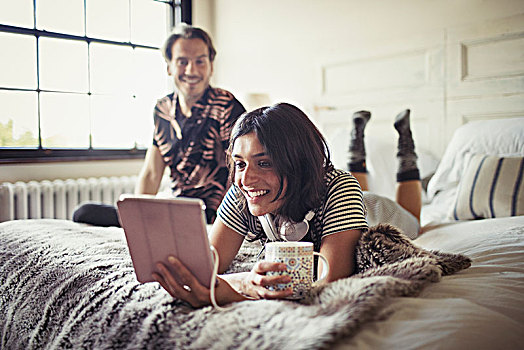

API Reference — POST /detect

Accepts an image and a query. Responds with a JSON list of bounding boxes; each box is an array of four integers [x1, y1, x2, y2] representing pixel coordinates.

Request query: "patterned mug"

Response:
[[265, 241, 330, 299]]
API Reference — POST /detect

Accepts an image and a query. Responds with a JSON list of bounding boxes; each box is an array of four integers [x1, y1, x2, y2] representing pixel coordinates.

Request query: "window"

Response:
[[0, 0, 186, 163]]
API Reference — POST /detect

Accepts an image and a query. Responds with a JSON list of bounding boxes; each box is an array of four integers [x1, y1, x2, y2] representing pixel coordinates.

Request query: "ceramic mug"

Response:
[[265, 241, 330, 299]]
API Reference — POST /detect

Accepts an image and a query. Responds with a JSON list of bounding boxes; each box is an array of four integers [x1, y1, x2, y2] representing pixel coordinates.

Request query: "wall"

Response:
[[0, 159, 144, 183], [3, 0, 523, 184], [195, 0, 524, 163]]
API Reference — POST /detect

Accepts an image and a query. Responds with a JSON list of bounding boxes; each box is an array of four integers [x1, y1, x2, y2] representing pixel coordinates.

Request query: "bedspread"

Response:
[[1, 220, 470, 349]]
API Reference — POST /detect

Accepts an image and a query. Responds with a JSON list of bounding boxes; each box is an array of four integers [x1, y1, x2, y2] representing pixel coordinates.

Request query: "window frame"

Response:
[[0, 0, 191, 164]]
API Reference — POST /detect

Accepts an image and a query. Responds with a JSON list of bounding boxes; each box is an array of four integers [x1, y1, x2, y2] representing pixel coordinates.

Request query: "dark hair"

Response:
[[227, 102, 333, 222], [162, 23, 217, 62]]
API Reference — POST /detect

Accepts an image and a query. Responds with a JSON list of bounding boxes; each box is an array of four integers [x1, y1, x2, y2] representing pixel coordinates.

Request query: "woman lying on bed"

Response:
[[153, 102, 423, 307]]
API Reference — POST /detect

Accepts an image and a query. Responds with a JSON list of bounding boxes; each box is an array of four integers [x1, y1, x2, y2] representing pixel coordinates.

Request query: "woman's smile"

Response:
[[244, 189, 270, 199]]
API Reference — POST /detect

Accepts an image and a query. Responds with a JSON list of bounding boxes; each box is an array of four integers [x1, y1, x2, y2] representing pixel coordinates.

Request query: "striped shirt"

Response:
[[362, 192, 419, 239], [217, 168, 368, 251], [153, 87, 245, 213]]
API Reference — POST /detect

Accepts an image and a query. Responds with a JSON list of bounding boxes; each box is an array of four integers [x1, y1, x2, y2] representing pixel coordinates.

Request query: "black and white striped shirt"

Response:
[[217, 169, 368, 251]]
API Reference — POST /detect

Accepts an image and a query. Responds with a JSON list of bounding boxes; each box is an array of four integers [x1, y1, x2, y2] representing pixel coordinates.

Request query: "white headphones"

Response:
[[258, 210, 315, 242]]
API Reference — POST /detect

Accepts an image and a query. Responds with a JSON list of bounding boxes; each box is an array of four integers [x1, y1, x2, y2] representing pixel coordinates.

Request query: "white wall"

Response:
[[4, 0, 523, 184], [1, 159, 144, 183], [206, 0, 524, 101], [195, 0, 524, 162]]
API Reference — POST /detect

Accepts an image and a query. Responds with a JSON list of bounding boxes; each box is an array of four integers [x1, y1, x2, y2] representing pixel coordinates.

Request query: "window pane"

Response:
[[133, 96, 156, 148], [133, 47, 170, 99], [86, 0, 129, 42], [91, 95, 152, 148], [39, 37, 88, 92], [36, 0, 85, 36], [0, 0, 34, 28], [0, 32, 37, 89], [131, 0, 170, 47], [0, 91, 38, 147], [40, 92, 90, 147], [90, 43, 133, 94]]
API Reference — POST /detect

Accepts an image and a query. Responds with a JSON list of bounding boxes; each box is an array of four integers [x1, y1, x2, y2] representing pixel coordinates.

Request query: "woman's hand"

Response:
[[152, 256, 245, 308], [234, 261, 294, 299]]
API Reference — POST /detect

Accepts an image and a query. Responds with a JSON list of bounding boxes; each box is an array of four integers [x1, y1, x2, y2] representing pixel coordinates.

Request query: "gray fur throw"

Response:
[[0, 220, 470, 350]]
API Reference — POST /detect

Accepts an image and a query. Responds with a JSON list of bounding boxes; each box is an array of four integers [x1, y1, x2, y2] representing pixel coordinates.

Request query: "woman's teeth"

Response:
[[247, 190, 268, 198]]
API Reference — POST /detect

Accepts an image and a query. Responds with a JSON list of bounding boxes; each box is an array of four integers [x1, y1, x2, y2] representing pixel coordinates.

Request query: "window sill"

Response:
[[0, 148, 147, 164]]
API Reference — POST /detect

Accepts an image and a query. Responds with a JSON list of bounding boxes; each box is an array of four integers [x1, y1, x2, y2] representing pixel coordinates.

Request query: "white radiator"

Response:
[[0, 176, 171, 222]]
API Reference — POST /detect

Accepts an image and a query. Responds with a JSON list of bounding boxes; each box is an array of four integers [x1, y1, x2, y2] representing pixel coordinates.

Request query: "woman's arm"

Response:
[[209, 219, 245, 273], [153, 218, 293, 307], [152, 219, 248, 307], [319, 229, 362, 282], [153, 257, 248, 307]]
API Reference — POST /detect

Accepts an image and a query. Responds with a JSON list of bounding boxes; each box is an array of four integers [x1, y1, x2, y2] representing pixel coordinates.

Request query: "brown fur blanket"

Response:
[[0, 220, 470, 349]]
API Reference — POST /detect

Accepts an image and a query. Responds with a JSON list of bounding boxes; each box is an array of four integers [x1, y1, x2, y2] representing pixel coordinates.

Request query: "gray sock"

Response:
[[348, 111, 371, 170], [394, 109, 420, 181]]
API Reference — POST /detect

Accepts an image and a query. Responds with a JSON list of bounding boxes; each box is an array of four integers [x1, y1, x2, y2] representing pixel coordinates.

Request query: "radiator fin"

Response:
[[0, 176, 171, 222]]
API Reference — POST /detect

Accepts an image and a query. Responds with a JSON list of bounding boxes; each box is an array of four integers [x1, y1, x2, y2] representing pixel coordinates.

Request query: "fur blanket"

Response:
[[0, 220, 470, 349]]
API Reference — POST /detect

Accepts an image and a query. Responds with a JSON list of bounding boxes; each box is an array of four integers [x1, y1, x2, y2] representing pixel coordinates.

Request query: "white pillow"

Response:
[[450, 153, 524, 220], [427, 118, 524, 201]]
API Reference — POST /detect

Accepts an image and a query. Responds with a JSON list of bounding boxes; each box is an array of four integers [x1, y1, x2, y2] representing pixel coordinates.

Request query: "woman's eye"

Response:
[[234, 161, 246, 169], [258, 160, 272, 168]]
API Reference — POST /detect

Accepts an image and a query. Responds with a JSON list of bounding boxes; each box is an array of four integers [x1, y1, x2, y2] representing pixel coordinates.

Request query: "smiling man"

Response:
[[136, 24, 246, 223], [73, 24, 245, 226]]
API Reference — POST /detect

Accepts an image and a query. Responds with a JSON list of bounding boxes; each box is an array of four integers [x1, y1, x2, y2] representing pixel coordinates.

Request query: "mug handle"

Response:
[[313, 252, 330, 284]]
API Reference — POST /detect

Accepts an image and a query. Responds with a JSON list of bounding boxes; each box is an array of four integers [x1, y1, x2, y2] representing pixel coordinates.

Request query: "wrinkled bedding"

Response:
[[0, 219, 478, 350], [338, 216, 524, 349]]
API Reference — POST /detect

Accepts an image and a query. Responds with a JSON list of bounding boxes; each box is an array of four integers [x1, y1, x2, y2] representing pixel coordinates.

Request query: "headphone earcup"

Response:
[[280, 221, 302, 240], [279, 210, 314, 241]]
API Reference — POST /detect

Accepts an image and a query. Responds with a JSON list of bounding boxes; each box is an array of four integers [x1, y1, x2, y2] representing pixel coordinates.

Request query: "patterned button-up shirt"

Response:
[[153, 87, 245, 214]]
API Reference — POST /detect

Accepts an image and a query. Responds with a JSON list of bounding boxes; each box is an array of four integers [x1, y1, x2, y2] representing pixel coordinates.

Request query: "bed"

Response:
[[1, 118, 523, 349]]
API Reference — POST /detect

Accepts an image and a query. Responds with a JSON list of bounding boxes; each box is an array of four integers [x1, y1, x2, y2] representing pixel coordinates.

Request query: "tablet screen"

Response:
[[117, 195, 214, 288]]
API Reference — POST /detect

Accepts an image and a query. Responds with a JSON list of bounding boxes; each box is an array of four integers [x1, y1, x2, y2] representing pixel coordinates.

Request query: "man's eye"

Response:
[[196, 59, 206, 65], [176, 59, 188, 66]]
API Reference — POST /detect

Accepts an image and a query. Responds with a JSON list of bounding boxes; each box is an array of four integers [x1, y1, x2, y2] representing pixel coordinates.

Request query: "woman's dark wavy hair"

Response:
[[227, 102, 334, 222]]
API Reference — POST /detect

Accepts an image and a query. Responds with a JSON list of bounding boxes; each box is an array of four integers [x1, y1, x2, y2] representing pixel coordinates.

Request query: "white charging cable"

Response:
[[209, 246, 227, 311]]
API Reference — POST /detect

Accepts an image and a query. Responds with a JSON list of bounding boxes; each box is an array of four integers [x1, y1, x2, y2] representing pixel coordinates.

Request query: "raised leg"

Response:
[[394, 109, 421, 222], [352, 172, 369, 191], [348, 110, 371, 190], [395, 180, 422, 222]]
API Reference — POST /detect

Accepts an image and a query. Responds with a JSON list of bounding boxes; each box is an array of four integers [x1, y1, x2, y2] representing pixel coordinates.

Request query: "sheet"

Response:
[[337, 216, 524, 349]]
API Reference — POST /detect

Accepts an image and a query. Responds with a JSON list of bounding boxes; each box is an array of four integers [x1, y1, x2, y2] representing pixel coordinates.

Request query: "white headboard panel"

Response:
[[314, 13, 524, 166], [446, 14, 524, 139]]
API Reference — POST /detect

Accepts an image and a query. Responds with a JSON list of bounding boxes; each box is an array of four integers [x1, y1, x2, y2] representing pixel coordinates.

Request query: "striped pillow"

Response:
[[450, 154, 524, 220]]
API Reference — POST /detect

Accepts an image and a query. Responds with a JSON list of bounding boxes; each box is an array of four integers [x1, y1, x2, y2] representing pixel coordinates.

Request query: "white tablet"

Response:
[[116, 195, 214, 288]]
